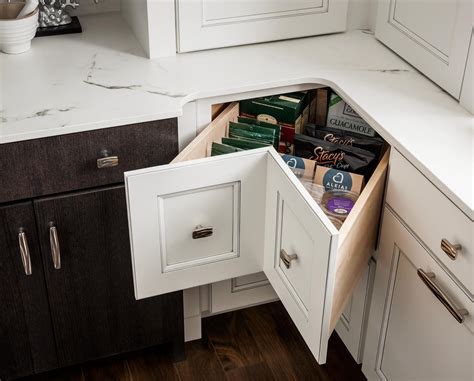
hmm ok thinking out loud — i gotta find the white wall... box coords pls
[346,0,378,31]
[121,0,151,57]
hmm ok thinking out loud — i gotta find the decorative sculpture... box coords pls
[38,0,79,27]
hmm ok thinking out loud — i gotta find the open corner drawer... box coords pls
[125,101,389,364]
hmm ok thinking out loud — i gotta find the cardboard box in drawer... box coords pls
[240,92,309,154]
[327,92,376,137]
[308,88,329,127]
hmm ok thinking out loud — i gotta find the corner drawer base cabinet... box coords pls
[125,102,389,364]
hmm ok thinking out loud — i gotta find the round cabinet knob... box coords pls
[440,238,461,260]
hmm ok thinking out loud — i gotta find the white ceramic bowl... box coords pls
[0,8,38,54]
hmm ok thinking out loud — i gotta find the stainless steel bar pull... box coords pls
[417,269,468,324]
[97,156,119,169]
[440,238,461,260]
[49,224,61,270]
[97,149,119,169]
[18,229,32,275]
[192,225,213,239]
[280,249,298,269]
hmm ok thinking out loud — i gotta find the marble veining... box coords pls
[1,12,472,218]
[366,69,411,73]
[3,107,76,123]
[83,80,187,98]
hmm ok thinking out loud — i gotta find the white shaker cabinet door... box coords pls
[176,0,348,52]
[363,208,473,381]
[375,0,472,98]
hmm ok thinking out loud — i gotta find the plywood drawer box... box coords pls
[125,102,389,364]
[0,119,178,203]
[386,149,473,295]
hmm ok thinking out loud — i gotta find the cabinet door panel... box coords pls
[263,150,338,364]
[34,186,183,367]
[375,0,472,97]
[336,259,375,364]
[176,0,348,52]
[0,202,56,379]
[363,208,473,381]
[210,272,278,314]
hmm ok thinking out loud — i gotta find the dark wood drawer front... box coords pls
[0,119,178,203]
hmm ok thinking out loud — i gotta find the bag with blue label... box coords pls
[314,166,365,194]
[280,154,316,179]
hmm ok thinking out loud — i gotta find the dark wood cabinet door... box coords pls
[0,202,57,380]
[34,186,184,368]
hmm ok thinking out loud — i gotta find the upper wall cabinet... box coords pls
[175,0,349,52]
[375,0,472,98]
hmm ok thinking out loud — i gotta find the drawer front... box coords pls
[363,208,473,381]
[126,150,268,299]
[386,149,473,295]
[0,119,178,203]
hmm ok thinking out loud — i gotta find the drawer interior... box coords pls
[173,91,389,332]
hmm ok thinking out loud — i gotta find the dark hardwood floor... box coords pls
[23,302,366,381]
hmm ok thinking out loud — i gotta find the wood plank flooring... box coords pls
[23,302,366,381]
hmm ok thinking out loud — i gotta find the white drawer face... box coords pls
[387,149,473,295]
[364,209,473,380]
[125,151,267,299]
[125,102,389,365]
[159,182,240,271]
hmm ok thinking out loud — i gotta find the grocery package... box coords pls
[321,190,359,226]
[314,166,365,194]
[237,116,281,149]
[280,154,316,179]
[294,134,376,179]
[211,142,243,156]
[229,121,278,149]
[326,92,377,137]
[240,92,309,154]
[221,137,270,150]
[305,124,384,159]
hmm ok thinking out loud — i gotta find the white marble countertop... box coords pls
[1,13,473,219]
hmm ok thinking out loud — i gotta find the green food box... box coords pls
[210,142,243,156]
[228,121,276,147]
[239,91,309,153]
[237,116,281,149]
[221,137,270,150]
